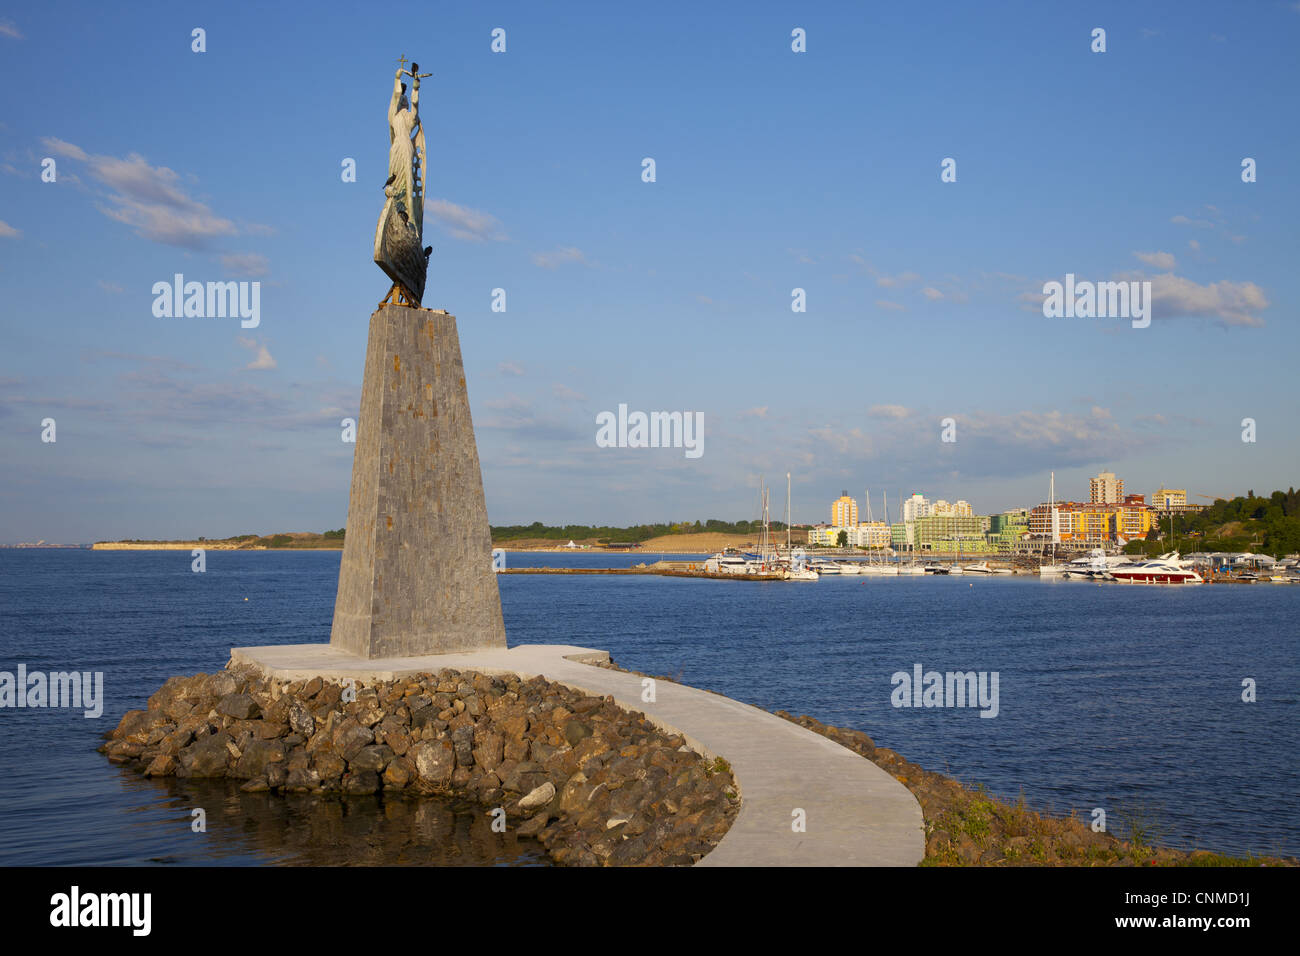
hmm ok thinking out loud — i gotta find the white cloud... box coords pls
[42,138,237,248]
[98,280,124,293]
[42,137,86,160]
[552,383,586,401]
[0,20,22,39]
[498,362,525,377]
[921,287,944,300]
[236,337,277,371]
[220,252,270,277]
[868,404,911,419]
[876,271,920,288]
[1134,250,1176,270]
[739,406,768,419]
[0,219,19,238]
[531,246,588,269]
[424,198,507,241]
[1170,214,1213,228]
[875,300,905,312]
[1146,273,1269,328]
[809,425,873,456]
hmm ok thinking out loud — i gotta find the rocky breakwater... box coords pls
[100,665,739,866]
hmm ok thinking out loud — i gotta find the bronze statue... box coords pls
[374,56,432,306]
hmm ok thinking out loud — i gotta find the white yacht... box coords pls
[963,562,993,574]
[1109,552,1203,585]
[704,552,758,575]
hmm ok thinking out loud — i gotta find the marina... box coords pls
[498,552,1293,584]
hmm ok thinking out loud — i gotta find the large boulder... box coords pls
[412,739,455,791]
[332,718,374,761]
[287,702,315,737]
[472,732,504,773]
[178,732,234,778]
[234,738,285,778]
[216,693,261,720]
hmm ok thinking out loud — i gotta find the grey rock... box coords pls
[451,725,475,767]
[178,733,233,778]
[518,781,556,811]
[234,738,285,778]
[412,739,455,790]
[333,719,374,761]
[563,719,592,746]
[349,744,393,773]
[216,693,260,720]
[288,702,315,737]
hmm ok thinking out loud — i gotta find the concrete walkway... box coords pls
[230,643,925,867]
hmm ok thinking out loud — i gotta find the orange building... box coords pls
[831,492,858,527]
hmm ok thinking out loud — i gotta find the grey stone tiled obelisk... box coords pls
[329,304,506,658]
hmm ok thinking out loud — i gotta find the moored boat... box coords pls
[1108,552,1203,585]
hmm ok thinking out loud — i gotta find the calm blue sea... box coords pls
[1,548,1296,864]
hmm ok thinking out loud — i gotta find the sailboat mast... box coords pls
[786,472,791,554]
[884,489,888,560]
[1049,471,1056,564]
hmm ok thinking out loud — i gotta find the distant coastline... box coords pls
[87,528,769,554]
[88,541,714,555]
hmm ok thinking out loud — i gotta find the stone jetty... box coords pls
[101,663,738,866]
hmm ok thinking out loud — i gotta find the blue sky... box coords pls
[1,1,1297,542]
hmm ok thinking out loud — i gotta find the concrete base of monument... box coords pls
[230,642,925,866]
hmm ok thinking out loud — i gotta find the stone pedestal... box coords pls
[329,304,506,658]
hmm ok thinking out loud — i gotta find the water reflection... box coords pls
[131,776,548,866]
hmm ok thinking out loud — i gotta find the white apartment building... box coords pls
[901,494,972,521]
[1090,471,1124,504]
[850,522,892,548]
[901,493,930,522]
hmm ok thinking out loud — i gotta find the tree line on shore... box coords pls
[489,519,789,545]
[1124,487,1300,557]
